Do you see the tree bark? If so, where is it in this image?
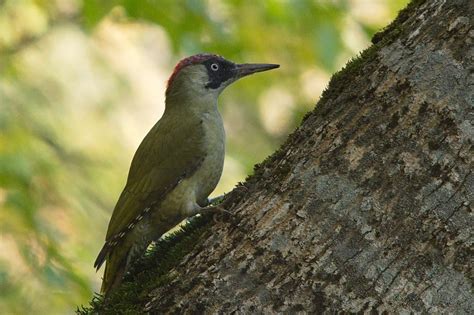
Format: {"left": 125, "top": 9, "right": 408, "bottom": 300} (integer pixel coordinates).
{"left": 142, "top": 0, "right": 473, "bottom": 313}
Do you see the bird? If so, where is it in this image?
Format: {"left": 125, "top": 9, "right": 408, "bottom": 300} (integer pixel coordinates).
{"left": 94, "top": 53, "right": 279, "bottom": 296}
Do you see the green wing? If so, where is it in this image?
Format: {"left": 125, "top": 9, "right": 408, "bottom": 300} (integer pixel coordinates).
{"left": 94, "top": 113, "right": 205, "bottom": 270}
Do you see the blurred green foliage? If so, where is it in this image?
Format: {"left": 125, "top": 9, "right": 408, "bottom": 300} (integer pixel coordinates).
{"left": 0, "top": 0, "right": 407, "bottom": 313}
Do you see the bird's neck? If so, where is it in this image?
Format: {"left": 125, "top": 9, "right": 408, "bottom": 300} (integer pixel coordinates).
{"left": 164, "top": 91, "right": 220, "bottom": 117}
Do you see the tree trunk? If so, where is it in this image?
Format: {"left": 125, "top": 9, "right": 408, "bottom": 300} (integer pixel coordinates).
{"left": 111, "top": 0, "right": 474, "bottom": 313}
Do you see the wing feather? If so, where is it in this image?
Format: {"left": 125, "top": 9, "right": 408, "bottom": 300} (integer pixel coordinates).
{"left": 94, "top": 114, "right": 205, "bottom": 270}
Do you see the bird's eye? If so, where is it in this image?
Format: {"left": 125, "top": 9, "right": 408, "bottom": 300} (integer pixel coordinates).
{"left": 210, "top": 63, "right": 219, "bottom": 71}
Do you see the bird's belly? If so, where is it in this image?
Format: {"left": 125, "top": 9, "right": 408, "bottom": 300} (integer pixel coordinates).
{"left": 194, "top": 140, "right": 225, "bottom": 202}
{"left": 193, "top": 113, "right": 225, "bottom": 203}
{"left": 158, "top": 112, "right": 225, "bottom": 217}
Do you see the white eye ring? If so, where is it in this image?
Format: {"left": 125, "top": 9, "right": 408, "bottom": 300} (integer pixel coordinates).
{"left": 210, "top": 63, "right": 219, "bottom": 71}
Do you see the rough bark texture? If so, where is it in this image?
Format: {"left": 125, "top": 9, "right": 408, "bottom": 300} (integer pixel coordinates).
{"left": 143, "top": 0, "right": 473, "bottom": 313}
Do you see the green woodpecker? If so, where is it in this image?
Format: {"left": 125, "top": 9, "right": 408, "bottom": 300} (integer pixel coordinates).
{"left": 94, "top": 53, "right": 279, "bottom": 295}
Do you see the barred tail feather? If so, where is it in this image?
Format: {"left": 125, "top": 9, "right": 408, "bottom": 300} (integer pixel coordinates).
{"left": 94, "top": 244, "right": 109, "bottom": 271}
{"left": 100, "top": 248, "right": 129, "bottom": 296}
{"left": 100, "top": 261, "right": 125, "bottom": 295}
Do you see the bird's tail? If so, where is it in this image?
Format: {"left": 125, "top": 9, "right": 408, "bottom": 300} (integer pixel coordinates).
{"left": 96, "top": 231, "right": 153, "bottom": 296}
{"left": 99, "top": 248, "right": 130, "bottom": 297}
{"left": 101, "top": 261, "right": 124, "bottom": 295}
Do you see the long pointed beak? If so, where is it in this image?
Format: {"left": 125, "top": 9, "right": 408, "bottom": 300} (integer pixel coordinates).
{"left": 235, "top": 63, "right": 280, "bottom": 79}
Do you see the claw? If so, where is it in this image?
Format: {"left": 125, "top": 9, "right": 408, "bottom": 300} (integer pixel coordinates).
{"left": 199, "top": 205, "right": 233, "bottom": 223}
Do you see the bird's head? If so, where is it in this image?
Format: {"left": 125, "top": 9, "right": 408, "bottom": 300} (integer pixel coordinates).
{"left": 165, "top": 53, "right": 279, "bottom": 103}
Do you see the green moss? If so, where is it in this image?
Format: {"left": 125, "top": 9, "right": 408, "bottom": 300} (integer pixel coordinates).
{"left": 372, "top": 0, "right": 428, "bottom": 45}
{"left": 77, "top": 214, "right": 212, "bottom": 314}
{"left": 321, "top": 0, "right": 428, "bottom": 109}
{"left": 318, "top": 44, "right": 378, "bottom": 108}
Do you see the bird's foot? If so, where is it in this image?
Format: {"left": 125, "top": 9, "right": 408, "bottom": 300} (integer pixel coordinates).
{"left": 198, "top": 205, "right": 233, "bottom": 223}
{"left": 206, "top": 185, "right": 248, "bottom": 206}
